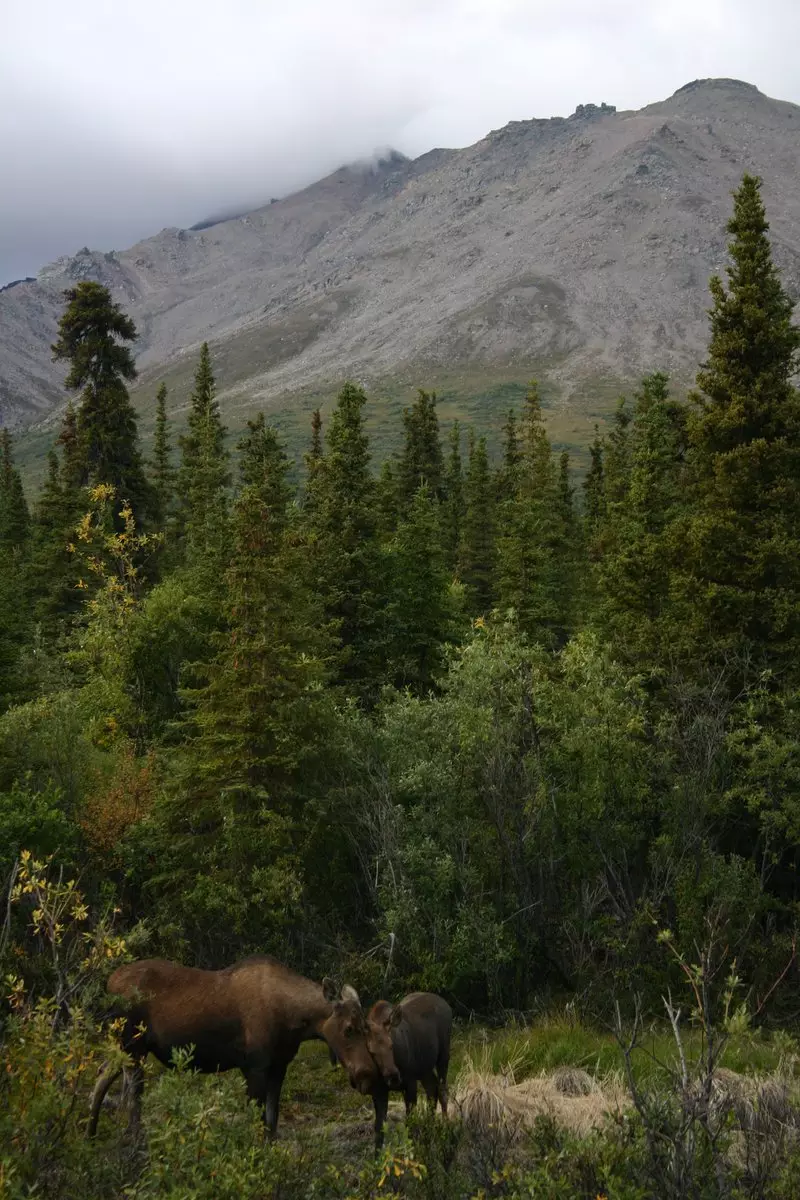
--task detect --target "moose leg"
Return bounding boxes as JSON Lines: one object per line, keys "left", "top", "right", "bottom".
{"left": 125, "top": 1062, "right": 145, "bottom": 1136}
{"left": 87, "top": 1063, "right": 123, "bottom": 1138}
{"left": 421, "top": 1072, "right": 439, "bottom": 1109}
{"left": 245, "top": 1067, "right": 268, "bottom": 1117}
{"left": 263, "top": 1061, "right": 289, "bottom": 1137}
{"left": 373, "top": 1083, "right": 390, "bottom": 1151}
{"left": 437, "top": 1052, "right": 450, "bottom": 1115}
{"left": 403, "top": 1077, "right": 418, "bottom": 1117}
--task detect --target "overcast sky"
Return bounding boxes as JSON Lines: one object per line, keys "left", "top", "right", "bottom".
{"left": 2, "top": 0, "right": 798, "bottom": 285}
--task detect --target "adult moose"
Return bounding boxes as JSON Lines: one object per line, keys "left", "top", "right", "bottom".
{"left": 364, "top": 992, "right": 453, "bottom": 1148}
{"left": 87, "top": 955, "right": 399, "bottom": 1138}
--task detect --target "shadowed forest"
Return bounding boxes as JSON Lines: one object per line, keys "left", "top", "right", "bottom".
{"left": 3, "top": 174, "right": 800, "bottom": 1197}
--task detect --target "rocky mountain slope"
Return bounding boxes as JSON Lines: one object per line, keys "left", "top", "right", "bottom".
{"left": 2, "top": 78, "right": 799, "bottom": 440}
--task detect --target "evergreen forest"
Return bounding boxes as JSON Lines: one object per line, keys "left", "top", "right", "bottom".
{"left": 4, "top": 174, "right": 800, "bottom": 1198}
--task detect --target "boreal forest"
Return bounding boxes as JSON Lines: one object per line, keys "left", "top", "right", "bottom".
{"left": 3, "top": 174, "right": 800, "bottom": 1197}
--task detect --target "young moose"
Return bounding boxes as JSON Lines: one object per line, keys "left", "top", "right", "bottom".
{"left": 364, "top": 991, "right": 453, "bottom": 1148}
{"left": 87, "top": 955, "right": 398, "bottom": 1137}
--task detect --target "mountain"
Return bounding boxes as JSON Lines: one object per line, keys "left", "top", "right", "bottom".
{"left": 2, "top": 79, "right": 799, "bottom": 456}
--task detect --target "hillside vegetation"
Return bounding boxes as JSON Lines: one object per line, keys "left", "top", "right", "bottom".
{"left": 2, "top": 174, "right": 800, "bottom": 1197}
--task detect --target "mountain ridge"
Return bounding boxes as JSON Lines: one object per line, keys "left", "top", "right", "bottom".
{"left": 2, "top": 78, "right": 799, "bottom": 452}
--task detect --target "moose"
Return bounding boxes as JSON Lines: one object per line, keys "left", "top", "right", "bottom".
{"left": 87, "top": 955, "right": 399, "bottom": 1138}
{"left": 360, "top": 991, "right": 453, "bottom": 1148}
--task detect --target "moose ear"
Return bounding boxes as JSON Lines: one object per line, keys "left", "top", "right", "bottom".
{"left": 340, "top": 983, "right": 361, "bottom": 1005}
{"left": 390, "top": 1005, "right": 403, "bottom": 1028}
{"left": 322, "top": 977, "right": 338, "bottom": 1002}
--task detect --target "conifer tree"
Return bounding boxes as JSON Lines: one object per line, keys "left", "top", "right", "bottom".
{"left": 383, "top": 484, "right": 458, "bottom": 694}
{"left": 164, "top": 417, "right": 331, "bottom": 956}
{"left": 583, "top": 426, "right": 605, "bottom": 544}
{"left": 303, "top": 408, "right": 324, "bottom": 507}
{"left": 376, "top": 459, "right": 399, "bottom": 538}
{"left": 51, "top": 281, "right": 149, "bottom": 517}
{"left": 0, "top": 430, "right": 31, "bottom": 707}
{"left": 0, "top": 429, "right": 30, "bottom": 550}
{"left": 149, "top": 383, "right": 175, "bottom": 527}
{"left": 304, "top": 382, "right": 384, "bottom": 697}
{"left": 397, "top": 388, "right": 444, "bottom": 509}
{"left": 441, "top": 423, "right": 465, "bottom": 577}
{"left": 595, "top": 372, "right": 688, "bottom": 663}
{"left": 603, "top": 398, "right": 632, "bottom": 507}
{"left": 459, "top": 430, "right": 496, "bottom": 615}
{"left": 177, "top": 342, "right": 231, "bottom": 565}
{"left": 28, "top": 412, "right": 88, "bottom": 637}
{"left": 496, "top": 409, "right": 521, "bottom": 504}
{"left": 672, "top": 174, "right": 800, "bottom": 674}
{"left": 495, "top": 381, "right": 570, "bottom": 643}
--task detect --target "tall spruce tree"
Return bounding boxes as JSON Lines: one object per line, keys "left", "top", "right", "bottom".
{"left": 495, "top": 381, "right": 569, "bottom": 643}
{"left": 149, "top": 383, "right": 175, "bottom": 527}
{"left": 0, "top": 430, "right": 31, "bottom": 707}
{"left": 442, "top": 422, "right": 465, "bottom": 574}
{"left": 383, "top": 484, "right": 458, "bottom": 694}
{"left": 583, "top": 426, "right": 605, "bottom": 544}
{"left": 304, "top": 382, "right": 384, "bottom": 697}
{"left": 51, "top": 281, "right": 149, "bottom": 517}
{"left": 594, "top": 372, "right": 688, "bottom": 664}
{"left": 672, "top": 174, "right": 800, "bottom": 674}
{"left": 177, "top": 343, "right": 231, "bottom": 565}
{"left": 397, "top": 388, "right": 444, "bottom": 510}
{"left": 162, "top": 416, "right": 332, "bottom": 957}
{"left": 496, "top": 409, "right": 522, "bottom": 505}
{"left": 459, "top": 430, "right": 496, "bottom": 615}
{"left": 28, "top": 410, "right": 88, "bottom": 638}
{"left": 0, "top": 429, "right": 30, "bottom": 550}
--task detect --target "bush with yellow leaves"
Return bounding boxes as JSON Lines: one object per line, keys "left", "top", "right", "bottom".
{"left": 0, "top": 851, "right": 132, "bottom": 1198}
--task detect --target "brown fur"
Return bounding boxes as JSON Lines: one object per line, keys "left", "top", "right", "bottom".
{"left": 87, "top": 955, "right": 395, "bottom": 1138}
{"left": 366, "top": 992, "right": 453, "bottom": 1148}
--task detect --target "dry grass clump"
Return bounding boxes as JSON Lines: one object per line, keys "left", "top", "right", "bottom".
{"left": 452, "top": 1048, "right": 628, "bottom": 1139}
{"left": 550, "top": 1065, "right": 593, "bottom": 1096}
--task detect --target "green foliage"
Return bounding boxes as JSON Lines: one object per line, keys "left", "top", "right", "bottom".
{"left": 304, "top": 381, "right": 386, "bottom": 698}
{"left": 592, "top": 372, "right": 688, "bottom": 665}
{"left": 397, "top": 389, "right": 444, "bottom": 510}
{"left": 51, "top": 282, "right": 149, "bottom": 520}
{"left": 176, "top": 341, "right": 231, "bottom": 566}
{"left": 671, "top": 174, "right": 800, "bottom": 677}
{"left": 459, "top": 430, "right": 496, "bottom": 615}
{"left": 6, "top": 172, "right": 800, "bottom": 1199}
{"left": 495, "top": 382, "right": 575, "bottom": 646}
{"left": 148, "top": 383, "right": 175, "bottom": 532}
{"left": 382, "top": 485, "right": 460, "bottom": 695}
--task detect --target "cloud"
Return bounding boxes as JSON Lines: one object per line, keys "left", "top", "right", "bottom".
{"left": 2, "top": 0, "right": 799, "bottom": 282}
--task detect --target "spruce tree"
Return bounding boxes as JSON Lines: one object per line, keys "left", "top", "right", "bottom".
{"left": 397, "top": 388, "right": 444, "bottom": 509}
{"left": 164, "top": 418, "right": 331, "bottom": 957}
{"left": 442, "top": 422, "right": 465, "bottom": 574}
{"left": 459, "top": 430, "right": 496, "bottom": 615}
{"left": 583, "top": 426, "right": 605, "bottom": 545}
{"left": 496, "top": 409, "right": 521, "bottom": 504}
{"left": 177, "top": 342, "right": 231, "bottom": 564}
{"left": 383, "top": 484, "right": 458, "bottom": 694}
{"left": 0, "top": 429, "right": 30, "bottom": 550}
{"left": 595, "top": 372, "right": 688, "bottom": 663}
{"left": 51, "top": 281, "right": 149, "bottom": 517}
{"left": 0, "top": 430, "right": 31, "bottom": 707}
{"left": 495, "top": 381, "right": 569, "bottom": 643}
{"left": 28, "top": 412, "right": 88, "bottom": 638}
{"left": 303, "top": 407, "right": 323, "bottom": 499}
{"left": 672, "top": 174, "right": 800, "bottom": 673}
{"left": 149, "top": 383, "right": 175, "bottom": 526}
{"left": 304, "top": 382, "right": 384, "bottom": 697}
{"left": 376, "top": 459, "right": 399, "bottom": 538}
